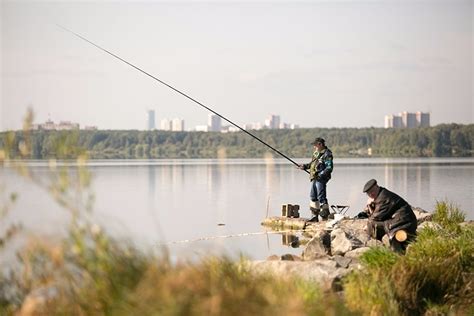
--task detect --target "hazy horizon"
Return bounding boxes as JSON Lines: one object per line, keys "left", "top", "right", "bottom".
{"left": 1, "top": 1, "right": 473, "bottom": 131}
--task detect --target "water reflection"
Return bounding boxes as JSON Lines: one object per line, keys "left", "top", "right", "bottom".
{"left": 384, "top": 164, "right": 431, "bottom": 206}
{"left": 2, "top": 158, "right": 472, "bottom": 261}
{"left": 281, "top": 233, "right": 300, "bottom": 248}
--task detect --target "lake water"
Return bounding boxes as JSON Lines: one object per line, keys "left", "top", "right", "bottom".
{"left": 1, "top": 158, "right": 473, "bottom": 261}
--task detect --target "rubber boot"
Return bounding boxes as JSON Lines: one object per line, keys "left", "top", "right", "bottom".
{"left": 308, "top": 201, "right": 320, "bottom": 222}
{"left": 320, "top": 203, "right": 330, "bottom": 221}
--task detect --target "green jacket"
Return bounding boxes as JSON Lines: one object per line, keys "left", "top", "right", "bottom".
{"left": 303, "top": 148, "right": 334, "bottom": 181}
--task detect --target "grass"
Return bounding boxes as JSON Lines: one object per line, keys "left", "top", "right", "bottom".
{"left": 1, "top": 221, "right": 357, "bottom": 315}
{"left": 344, "top": 201, "right": 474, "bottom": 316}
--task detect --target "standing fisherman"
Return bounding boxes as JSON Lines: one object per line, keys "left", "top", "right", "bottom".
{"left": 298, "top": 137, "right": 333, "bottom": 222}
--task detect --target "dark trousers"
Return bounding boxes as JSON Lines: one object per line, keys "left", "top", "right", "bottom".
{"left": 367, "top": 219, "right": 415, "bottom": 253}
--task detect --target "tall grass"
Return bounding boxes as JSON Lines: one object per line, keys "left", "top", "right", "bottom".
{"left": 344, "top": 202, "right": 474, "bottom": 316}
{"left": 2, "top": 224, "right": 357, "bottom": 315}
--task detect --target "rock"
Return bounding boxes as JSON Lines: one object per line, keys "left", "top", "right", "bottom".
{"left": 261, "top": 216, "right": 307, "bottom": 230}
{"left": 345, "top": 247, "right": 371, "bottom": 259}
{"left": 417, "top": 221, "right": 442, "bottom": 232}
{"left": 302, "top": 230, "right": 331, "bottom": 260}
{"left": 413, "top": 207, "right": 433, "bottom": 223}
{"left": 281, "top": 254, "right": 302, "bottom": 261}
{"left": 333, "top": 255, "right": 352, "bottom": 268}
{"left": 365, "top": 239, "right": 384, "bottom": 247}
{"left": 331, "top": 229, "right": 352, "bottom": 255}
{"left": 336, "top": 219, "right": 370, "bottom": 245}
{"left": 267, "top": 254, "right": 280, "bottom": 261}
{"left": 247, "top": 259, "right": 349, "bottom": 291}
{"left": 381, "top": 234, "right": 391, "bottom": 247}
{"left": 330, "top": 228, "right": 363, "bottom": 255}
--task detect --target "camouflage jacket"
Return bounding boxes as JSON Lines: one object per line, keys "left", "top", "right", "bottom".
{"left": 303, "top": 148, "right": 333, "bottom": 182}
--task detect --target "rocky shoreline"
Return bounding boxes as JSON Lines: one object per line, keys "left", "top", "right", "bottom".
{"left": 250, "top": 208, "right": 435, "bottom": 290}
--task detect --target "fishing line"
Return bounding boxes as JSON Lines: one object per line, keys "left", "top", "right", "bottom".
{"left": 57, "top": 24, "right": 308, "bottom": 173}
{"left": 159, "top": 229, "right": 306, "bottom": 245}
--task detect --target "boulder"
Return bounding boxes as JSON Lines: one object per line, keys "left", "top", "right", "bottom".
{"left": 281, "top": 254, "right": 302, "bottom": 261}
{"left": 267, "top": 254, "right": 280, "bottom": 261}
{"left": 302, "top": 230, "right": 331, "bottom": 260}
{"left": 417, "top": 221, "right": 442, "bottom": 232}
{"left": 345, "top": 247, "right": 371, "bottom": 259}
{"left": 413, "top": 207, "right": 433, "bottom": 224}
{"left": 365, "top": 239, "right": 384, "bottom": 248}
{"left": 330, "top": 228, "right": 364, "bottom": 256}
{"left": 247, "top": 259, "right": 350, "bottom": 291}
{"left": 333, "top": 255, "right": 352, "bottom": 268}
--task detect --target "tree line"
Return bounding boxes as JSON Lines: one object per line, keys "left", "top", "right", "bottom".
{"left": 1, "top": 124, "right": 472, "bottom": 159}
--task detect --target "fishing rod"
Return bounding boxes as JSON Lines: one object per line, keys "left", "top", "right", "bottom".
{"left": 57, "top": 25, "right": 308, "bottom": 173}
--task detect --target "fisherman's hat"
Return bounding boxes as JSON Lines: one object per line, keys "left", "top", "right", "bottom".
{"left": 363, "top": 179, "right": 377, "bottom": 193}
{"left": 312, "top": 137, "right": 325, "bottom": 145}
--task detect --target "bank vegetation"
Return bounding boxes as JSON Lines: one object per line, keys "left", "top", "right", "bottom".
{"left": 1, "top": 123, "right": 472, "bottom": 159}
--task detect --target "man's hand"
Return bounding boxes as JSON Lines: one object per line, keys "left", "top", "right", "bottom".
{"left": 297, "top": 164, "right": 305, "bottom": 170}
{"left": 365, "top": 202, "right": 375, "bottom": 215}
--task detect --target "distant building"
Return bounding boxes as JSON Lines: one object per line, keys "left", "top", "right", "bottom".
{"left": 30, "top": 119, "right": 89, "bottom": 130}
{"left": 171, "top": 118, "right": 185, "bottom": 131}
{"left": 57, "top": 121, "right": 80, "bottom": 130}
{"left": 221, "top": 125, "right": 240, "bottom": 133}
{"left": 264, "top": 114, "right": 280, "bottom": 129}
{"left": 384, "top": 115, "right": 403, "bottom": 128}
{"left": 208, "top": 113, "right": 222, "bottom": 132}
{"left": 416, "top": 112, "right": 430, "bottom": 127}
{"left": 84, "top": 125, "right": 98, "bottom": 131}
{"left": 244, "top": 122, "right": 263, "bottom": 130}
{"left": 385, "top": 111, "right": 428, "bottom": 129}
{"left": 195, "top": 125, "right": 209, "bottom": 132}
{"left": 400, "top": 111, "right": 416, "bottom": 128}
{"left": 42, "top": 119, "right": 56, "bottom": 130}
{"left": 160, "top": 119, "right": 171, "bottom": 131}
{"left": 147, "top": 110, "right": 155, "bottom": 130}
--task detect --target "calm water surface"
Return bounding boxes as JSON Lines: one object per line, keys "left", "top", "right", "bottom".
{"left": 1, "top": 158, "right": 473, "bottom": 260}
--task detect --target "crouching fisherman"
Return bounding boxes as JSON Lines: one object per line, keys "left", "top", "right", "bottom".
{"left": 298, "top": 137, "right": 333, "bottom": 222}
{"left": 362, "top": 179, "right": 417, "bottom": 253}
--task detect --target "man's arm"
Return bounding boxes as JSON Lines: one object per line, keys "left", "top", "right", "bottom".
{"left": 371, "top": 199, "right": 396, "bottom": 221}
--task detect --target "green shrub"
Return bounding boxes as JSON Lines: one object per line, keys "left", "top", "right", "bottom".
{"left": 432, "top": 200, "right": 465, "bottom": 232}
{"left": 344, "top": 247, "right": 401, "bottom": 315}
{"left": 344, "top": 202, "right": 473, "bottom": 316}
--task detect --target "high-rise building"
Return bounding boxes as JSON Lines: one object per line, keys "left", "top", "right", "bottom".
{"left": 265, "top": 114, "right": 280, "bottom": 129}
{"left": 416, "top": 112, "right": 430, "bottom": 127}
{"left": 385, "top": 111, "right": 428, "bottom": 128}
{"left": 384, "top": 115, "right": 403, "bottom": 128}
{"left": 172, "top": 118, "right": 185, "bottom": 131}
{"left": 400, "top": 111, "right": 416, "bottom": 128}
{"left": 384, "top": 115, "right": 392, "bottom": 128}
{"left": 147, "top": 110, "right": 155, "bottom": 130}
{"left": 208, "top": 113, "right": 222, "bottom": 132}
{"left": 160, "top": 119, "right": 172, "bottom": 131}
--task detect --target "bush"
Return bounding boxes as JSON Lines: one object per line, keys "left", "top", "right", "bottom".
{"left": 344, "top": 202, "right": 473, "bottom": 316}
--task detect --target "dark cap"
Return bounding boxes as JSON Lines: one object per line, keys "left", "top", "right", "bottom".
{"left": 312, "top": 137, "right": 325, "bottom": 145}
{"left": 363, "top": 179, "right": 377, "bottom": 193}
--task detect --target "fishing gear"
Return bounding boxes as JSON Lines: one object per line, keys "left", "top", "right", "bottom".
{"left": 57, "top": 25, "right": 308, "bottom": 173}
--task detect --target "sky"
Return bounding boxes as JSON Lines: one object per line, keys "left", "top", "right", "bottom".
{"left": 1, "top": 0, "right": 472, "bottom": 131}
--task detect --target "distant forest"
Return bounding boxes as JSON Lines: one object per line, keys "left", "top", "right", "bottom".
{"left": 1, "top": 124, "right": 473, "bottom": 159}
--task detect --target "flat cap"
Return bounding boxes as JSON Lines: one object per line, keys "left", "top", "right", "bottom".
{"left": 363, "top": 179, "right": 377, "bottom": 193}
{"left": 312, "top": 137, "right": 325, "bottom": 145}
